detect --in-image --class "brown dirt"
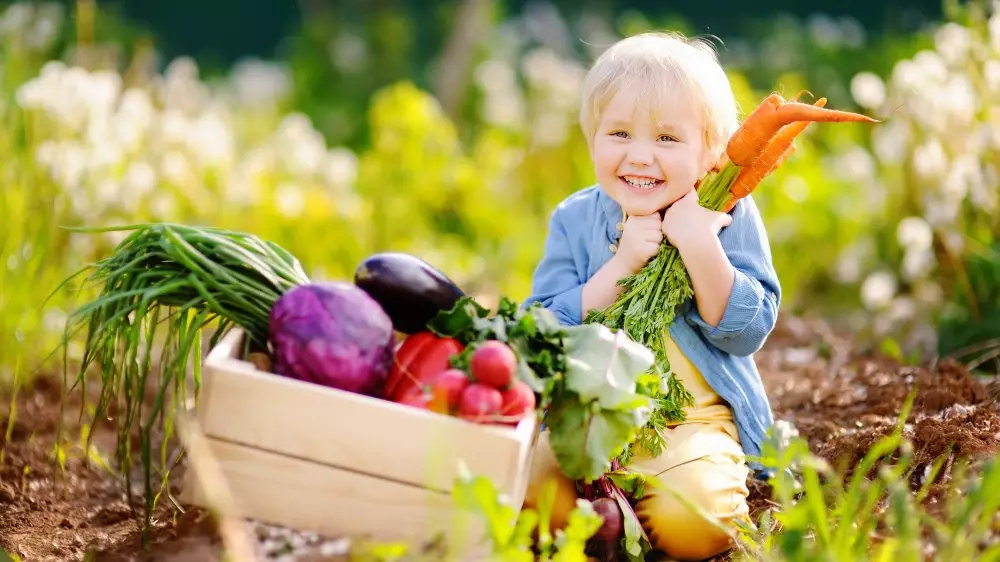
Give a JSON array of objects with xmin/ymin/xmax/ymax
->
[{"xmin": 1, "ymin": 315, "xmax": 998, "ymax": 561}]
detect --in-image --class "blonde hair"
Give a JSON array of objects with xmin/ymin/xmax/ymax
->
[{"xmin": 579, "ymin": 31, "xmax": 740, "ymax": 164}]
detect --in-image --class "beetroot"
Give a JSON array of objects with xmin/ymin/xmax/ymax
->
[
  {"xmin": 591, "ymin": 497, "xmax": 624, "ymax": 542},
  {"xmin": 268, "ymin": 282, "xmax": 395, "ymax": 397}
]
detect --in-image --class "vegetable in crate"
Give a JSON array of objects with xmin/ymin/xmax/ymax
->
[
  {"xmin": 385, "ymin": 331, "xmax": 464, "ymax": 402},
  {"xmin": 268, "ymin": 282, "xmax": 396, "ymax": 396},
  {"xmin": 51, "ymin": 222, "xmax": 396, "ymax": 532},
  {"xmin": 354, "ymin": 252, "xmax": 466, "ymax": 334}
]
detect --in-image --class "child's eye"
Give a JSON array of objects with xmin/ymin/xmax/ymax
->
[
  {"xmin": 610, "ymin": 130, "xmax": 629, "ymax": 138},
  {"xmin": 658, "ymin": 134, "xmax": 679, "ymax": 142}
]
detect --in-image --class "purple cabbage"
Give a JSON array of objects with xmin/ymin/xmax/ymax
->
[{"xmin": 268, "ymin": 281, "xmax": 395, "ymax": 397}]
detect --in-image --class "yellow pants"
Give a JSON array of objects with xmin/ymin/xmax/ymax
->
[{"xmin": 524, "ymin": 337, "xmax": 750, "ymax": 561}]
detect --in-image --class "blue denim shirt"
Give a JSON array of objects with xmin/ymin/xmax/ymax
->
[{"xmin": 523, "ymin": 184, "xmax": 779, "ymax": 469}]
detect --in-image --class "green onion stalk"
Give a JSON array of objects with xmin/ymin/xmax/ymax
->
[
  {"xmin": 584, "ymin": 163, "xmax": 741, "ymax": 465},
  {"xmin": 53, "ymin": 223, "xmax": 310, "ymax": 541}
]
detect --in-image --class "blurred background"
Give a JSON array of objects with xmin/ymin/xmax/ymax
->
[{"xmin": 1, "ymin": 0, "xmax": 998, "ymax": 389}]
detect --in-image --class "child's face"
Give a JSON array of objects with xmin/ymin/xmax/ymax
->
[{"xmin": 591, "ymin": 87, "xmax": 711, "ymax": 217}]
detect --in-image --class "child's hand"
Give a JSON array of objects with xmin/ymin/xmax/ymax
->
[
  {"xmin": 615, "ymin": 213, "xmax": 663, "ymax": 272},
  {"xmin": 661, "ymin": 188, "xmax": 733, "ymax": 251}
]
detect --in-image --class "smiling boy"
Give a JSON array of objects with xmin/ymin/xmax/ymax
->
[{"xmin": 523, "ymin": 31, "xmax": 781, "ymax": 560}]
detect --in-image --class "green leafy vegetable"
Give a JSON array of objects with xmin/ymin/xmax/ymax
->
[
  {"xmin": 562, "ymin": 326, "xmax": 655, "ymax": 410},
  {"xmin": 427, "ymin": 296, "xmax": 568, "ymax": 393},
  {"xmin": 544, "ymin": 323, "xmax": 654, "ymax": 483}
]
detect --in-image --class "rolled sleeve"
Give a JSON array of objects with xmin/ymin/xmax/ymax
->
[
  {"xmin": 522, "ymin": 209, "xmax": 585, "ymax": 326},
  {"xmin": 687, "ymin": 197, "xmax": 781, "ymax": 356}
]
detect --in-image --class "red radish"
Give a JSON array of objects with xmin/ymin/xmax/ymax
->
[
  {"xmin": 499, "ymin": 380, "xmax": 536, "ymax": 422},
  {"xmin": 470, "ymin": 340, "xmax": 517, "ymax": 389},
  {"xmin": 458, "ymin": 383, "xmax": 503, "ymax": 422},
  {"xmin": 428, "ymin": 368, "xmax": 471, "ymax": 413}
]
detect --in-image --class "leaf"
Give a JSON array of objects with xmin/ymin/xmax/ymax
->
[
  {"xmin": 562, "ymin": 324, "xmax": 655, "ymax": 411},
  {"xmin": 611, "ymin": 486, "xmax": 652, "ymax": 561},
  {"xmin": 552, "ymin": 499, "xmax": 603, "ymax": 562},
  {"xmin": 427, "ymin": 297, "xmax": 490, "ymax": 341},
  {"xmin": 452, "ymin": 469, "xmax": 521, "ymax": 548},
  {"xmin": 545, "ymin": 399, "xmax": 650, "ymax": 482}
]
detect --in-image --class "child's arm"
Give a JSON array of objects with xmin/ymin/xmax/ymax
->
[
  {"xmin": 664, "ymin": 192, "xmax": 781, "ymax": 356},
  {"xmin": 582, "ymin": 214, "xmax": 662, "ymax": 313},
  {"xmin": 526, "ymin": 209, "xmax": 662, "ymax": 325}
]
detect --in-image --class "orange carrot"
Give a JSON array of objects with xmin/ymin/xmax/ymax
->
[
  {"xmin": 724, "ymin": 98, "xmax": 828, "ymax": 211},
  {"xmin": 727, "ymin": 93, "xmax": 878, "ymax": 167}
]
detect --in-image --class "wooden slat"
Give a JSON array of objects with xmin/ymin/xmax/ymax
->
[
  {"xmin": 184, "ymin": 438, "xmax": 493, "ymax": 559},
  {"xmin": 198, "ymin": 329, "xmax": 537, "ymax": 496}
]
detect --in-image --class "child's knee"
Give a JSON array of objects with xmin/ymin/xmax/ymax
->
[
  {"xmin": 523, "ymin": 431, "xmax": 578, "ymax": 530},
  {"xmin": 635, "ymin": 457, "xmax": 749, "ymax": 561}
]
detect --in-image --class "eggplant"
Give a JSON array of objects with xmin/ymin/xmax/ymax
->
[{"xmin": 353, "ymin": 252, "xmax": 466, "ymax": 334}]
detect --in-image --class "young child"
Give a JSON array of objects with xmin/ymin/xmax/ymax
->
[{"xmin": 522, "ymin": 31, "xmax": 781, "ymax": 560}]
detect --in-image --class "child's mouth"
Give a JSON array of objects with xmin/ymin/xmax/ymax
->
[{"xmin": 620, "ymin": 175, "xmax": 664, "ymax": 193}]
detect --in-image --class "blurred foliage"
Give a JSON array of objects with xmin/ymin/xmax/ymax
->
[{"xmin": 0, "ymin": 0, "xmax": 998, "ymax": 389}]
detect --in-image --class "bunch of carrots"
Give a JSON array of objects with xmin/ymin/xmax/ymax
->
[
  {"xmin": 714, "ymin": 92, "xmax": 879, "ymax": 209},
  {"xmin": 586, "ymin": 91, "xmax": 880, "ymax": 465}
]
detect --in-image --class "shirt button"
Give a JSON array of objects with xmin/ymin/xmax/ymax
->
[
  {"xmin": 616, "ymin": 222, "xmax": 624, "ymax": 231},
  {"xmin": 609, "ymin": 243, "xmax": 618, "ymax": 253}
]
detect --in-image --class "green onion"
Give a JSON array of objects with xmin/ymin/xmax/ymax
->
[{"xmin": 55, "ymin": 222, "xmax": 310, "ymax": 542}]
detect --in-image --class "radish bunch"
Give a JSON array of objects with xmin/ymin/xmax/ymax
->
[{"xmin": 457, "ymin": 341, "xmax": 536, "ymax": 425}]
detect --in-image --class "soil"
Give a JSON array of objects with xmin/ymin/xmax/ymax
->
[{"xmin": 1, "ymin": 315, "xmax": 998, "ymax": 561}]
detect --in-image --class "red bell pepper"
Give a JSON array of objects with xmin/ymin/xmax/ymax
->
[{"xmin": 385, "ymin": 332, "xmax": 464, "ymax": 403}]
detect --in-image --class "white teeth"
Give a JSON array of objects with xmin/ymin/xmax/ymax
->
[{"xmin": 622, "ymin": 176, "xmax": 661, "ymax": 189}]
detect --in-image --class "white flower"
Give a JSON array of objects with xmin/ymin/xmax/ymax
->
[
  {"xmin": 482, "ymin": 94, "xmax": 525, "ymax": 128},
  {"xmin": 83, "ymin": 70, "xmax": 122, "ymax": 117},
  {"xmin": 836, "ymin": 146, "xmax": 877, "ymax": 182},
  {"xmin": 913, "ymin": 50, "xmax": 948, "ymax": 83},
  {"xmin": 902, "ymin": 247, "xmax": 936, "ymax": 280},
  {"xmin": 324, "ymin": 148, "xmax": 358, "ymax": 188},
  {"xmin": 475, "ymin": 59, "xmax": 517, "ymax": 92},
  {"xmin": 187, "ymin": 112, "xmax": 234, "ymax": 167},
  {"xmin": 912, "ymin": 139, "xmax": 947, "ymax": 180},
  {"xmin": 861, "ymin": 270, "xmax": 897, "ymax": 310},
  {"xmin": 229, "ymin": 58, "xmax": 291, "ymax": 108},
  {"xmin": 934, "ymin": 22, "xmax": 972, "ymax": 65},
  {"xmin": 872, "ymin": 119, "xmax": 909, "ymax": 165},
  {"xmin": 890, "ymin": 60, "xmax": 924, "ymax": 94},
  {"xmin": 521, "ymin": 48, "xmax": 564, "ymax": 87},
  {"xmin": 850, "ymin": 71, "xmax": 886, "ymax": 109},
  {"xmin": 115, "ymin": 88, "xmax": 155, "ymax": 148},
  {"xmin": 897, "ymin": 216, "xmax": 933, "ymax": 251},
  {"xmin": 985, "ymin": 60, "xmax": 1000, "ymax": 94},
  {"xmin": 124, "ymin": 161, "xmax": 157, "ymax": 195},
  {"xmin": 275, "ymin": 183, "xmax": 305, "ymax": 218},
  {"xmin": 160, "ymin": 150, "xmax": 191, "ymax": 184}
]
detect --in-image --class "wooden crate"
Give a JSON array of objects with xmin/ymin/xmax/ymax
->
[{"xmin": 182, "ymin": 327, "xmax": 540, "ymax": 558}]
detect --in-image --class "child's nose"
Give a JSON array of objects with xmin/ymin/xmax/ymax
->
[{"xmin": 628, "ymin": 143, "xmax": 655, "ymax": 166}]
